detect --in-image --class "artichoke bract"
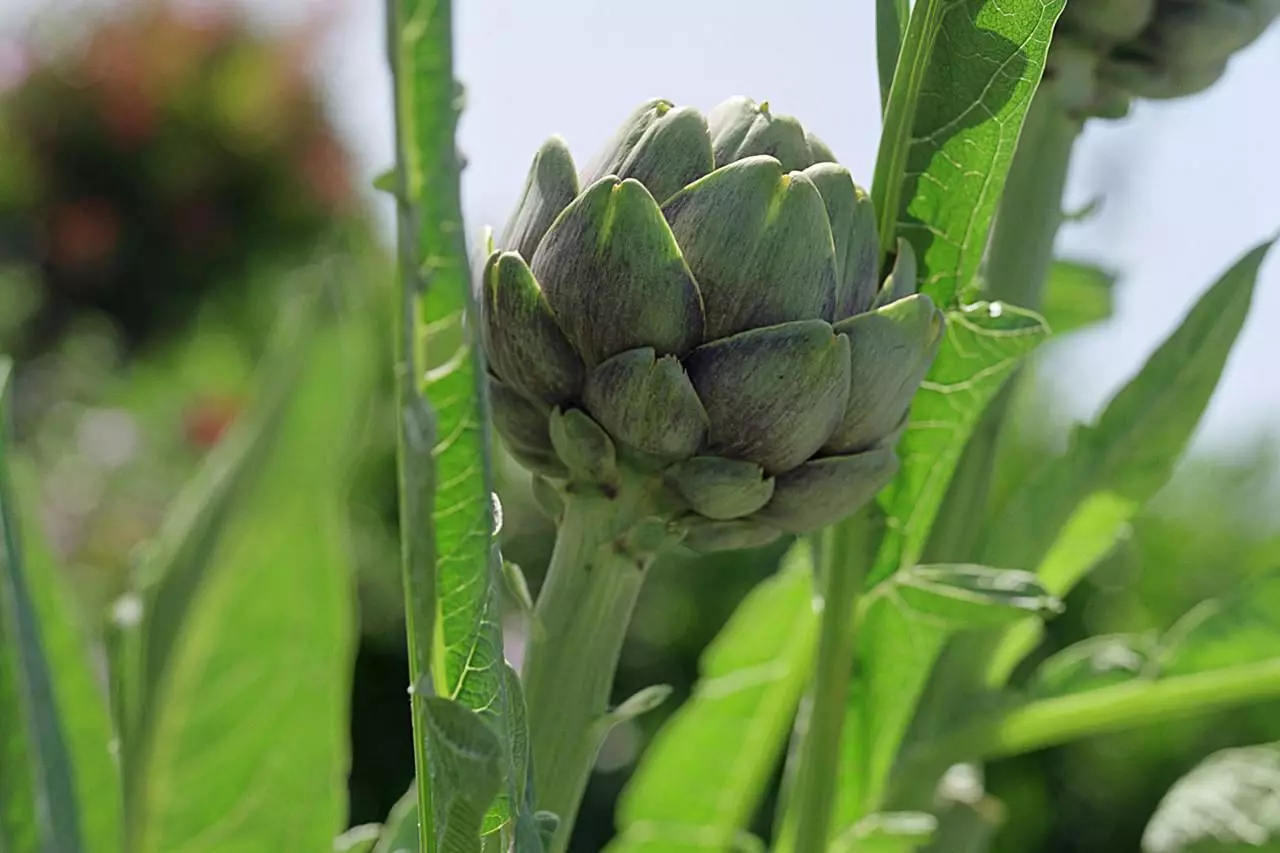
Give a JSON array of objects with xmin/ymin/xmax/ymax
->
[
  {"xmin": 1052, "ymin": 0, "xmax": 1279, "ymax": 117},
  {"xmin": 481, "ymin": 96, "xmax": 944, "ymax": 550}
]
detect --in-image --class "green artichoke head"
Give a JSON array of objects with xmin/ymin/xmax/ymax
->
[
  {"xmin": 481, "ymin": 97, "xmax": 944, "ymax": 550},
  {"xmin": 1053, "ymin": 0, "xmax": 1279, "ymax": 116}
]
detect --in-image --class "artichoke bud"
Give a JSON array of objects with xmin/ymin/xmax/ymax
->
[
  {"xmin": 874, "ymin": 238, "xmax": 918, "ymax": 309},
  {"xmin": 549, "ymin": 407, "xmax": 618, "ymax": 485},
  {"xmin": 825, "ymin": 293, "xmax": 945, "ymax": 455},
  {"xmin": 708, "ymin": 96, "xmax": 814, "ymax": 172},
  {"xmin": 666, "ymin": 456, "xmax": 775, "ymax": 520},
  {"xmin": 663, "ymin": 157, "xmax": 838, "ymax": 339},
  {"xmin": 1061, "ymin": 0, "xmax": 1154, "ymax": 44},
  {"xmin": 532, "ymin": 176, "xmax": 703, "ymax": 366},
  {"xmin": 580, "ymin": 97, "xmax": 674, "ymax": 186},
  {"xmin": 1148, "ymin": 1, "xmax": 1260, "ymax": 71},
  {"xmin": 803, "ymin": 162, "xmax": 879, "ymax": 320},
  {"xmin": 498, "ymin": 136, "xmax": 579, "ymax": 262},
  {"xmin": 685, "ymin": 319, "xmax": 851, "ymax": 475},
  {"xmin": 582, "ymin": 348, "xmax": 708, "ymax": 460},
  {"xmin": 482, "ymin": 251, "xmax": 585, "ymax": 405},
  {"xmin": 681, "ymin": 517, "xmax": 783, "ymax": 553},
  {"xmin": 612, "ymin": 105, "xmax": 715, "ymax": 205},
  {"xmin": 755, "ymin": 445, "xmax": 899, "ymax": 533},
  {"xmin": 490, "ymin": 377, "xmax": 568, "ymax": 479},
  {"xmin": 1103, "ymin": 54, "xmax": 1228, "ymax": 99}
]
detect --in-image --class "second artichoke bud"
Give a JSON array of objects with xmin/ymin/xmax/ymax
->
[{"xmin": 482, "ymin": 97, "xmax": 945, "ymax": 550}]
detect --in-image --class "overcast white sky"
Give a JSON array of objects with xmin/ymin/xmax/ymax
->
[{"xmin": 5, "ymin": 0, "xmax": 1279, "ymax": 458}]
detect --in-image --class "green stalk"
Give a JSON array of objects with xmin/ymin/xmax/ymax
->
[
  {"xmin": 921, "ymin": 86, "xmax": 1082, "ymax": 564},
  {"xmin": 876, "ymin": 0, "xmax": 911, "ymax": 112},
  {"xmin": 778, "ymin": 513, "xmax": 871, "ymax": 853},
  {"xmin": 522, "ymin": 474, "xmax": 662, "ymax": 853},
  {"xmin": 892, "ymin": 658, "xmax": 1280, "ymax": 797},
  {"xmin": 871, "ymin": 0, "xmax": 949, "ymax": 261}
]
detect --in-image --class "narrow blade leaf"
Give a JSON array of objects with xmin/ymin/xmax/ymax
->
[
  {"xmin": 1041, "ymin": 260, "xmax": 1116, "ymax": 335},
  {"xmin": 607, "ymin": 543, "xmax": 820, "ymax": 852},
  {"xmin": 127, "ymin": 297, "xmax": 377, "ymax": 852},
  {"xmin": 893, "ymin": 564, "xmax": 1062, "ymax": 626},
  {"xmin": 422, "ymin": 698, "xmax": 504, "ymax": 853},
  {"xmin": 831, "ymin": 811, "xmax": 938, "ymax": 853},
  {"xmin": 982, "ymin": 239, "xmax": 1276, "ymax": 573},
  {"xmin": 0, "ymin": 359, "xmax": 90, "ymax": 853}
]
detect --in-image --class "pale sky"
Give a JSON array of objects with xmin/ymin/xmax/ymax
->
[{"xmin": 5, "ymin": 0, "xmax": 1279, "ymax": 457}]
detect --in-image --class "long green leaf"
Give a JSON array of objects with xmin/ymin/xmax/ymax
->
[
  {"xmin": 871, "ymin": 303, "xmax": 1049, "ymax": 584},
  {"xmin": 1142, "ymin": 742, "xmax": 1280, "ymax": 853},
  {"xmin": 606, "ymin": 543, "xmax": 819, "ymax": 853},
  {"xmin": 874, "ymin": 0, "xmax": 1064, "ymax": 305},
  {"xmin": 422, "ymin": 698, "xmax": 504, "ymax": 853},
  {"xmin": 126, "ymin": 297, "xmax": 376, "ymax": 852},
  {"xmin": 0, "ymin": 359, "xmax": 87, "ymax": 853},
  {"xmin": 903, "ymin": 567, "xmax": 1280, "ymax": 777},
  {"xmin": 0, "ymin": 367, "xmax": 122, "ymax": 853},
  {"xmin": 386, "ymin": 0, "xmax": 519, "ymax": 845},
  {"xmin": 982, "ymin": 238, "xmax": 1276, "ymax": 572}
]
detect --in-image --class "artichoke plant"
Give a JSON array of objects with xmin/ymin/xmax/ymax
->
[
  {"xmin": 484, "ymin": 96, "xmax": 943, "ymax": 851},
  {"xmin": 482, "ymin": 96, "xmax": 943, "ymax": 553},
  {"xmin": 1051, "ymin": 0, "xmax": 1280, "ymax": 116}
]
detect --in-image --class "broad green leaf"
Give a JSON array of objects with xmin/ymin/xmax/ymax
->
[
  {"xmin": 831, "ymin": 811, "xmax": 938, "ymax": 853},
  {"xmin": 607, "ymin": 543, "xmax": 819, "ymax": 853},
  {"xmin": 127, "ymin": 300, "xmax": 377, "ymax": 852},
  {"xmin": 387, "ymin": 0, "xmax": 519, "ymax": 843},
  {"xmin": 871, "ymin": 304, "xmax": 1048, "ymax": 585},
  {"xmin": 1041, "ymin": 260, "xmax": 1116, "ymax": 335},
  {"xmin": 876, "ymin": 0, "xmax": 1065, "ymax": 306},
  {"xmin": 422, "ymin": 698, "xmax": 504, "ymax": 853},
  {"xmin": 336, "ymin": 824, "xmax": 383, "ymax": 853},
  {"xmin": 373, "ymin": 787, "xmax": 421, "ymax": 853},
  {"xmin": 1, "ymin": 359, "xmax": 89, "ymax": 853},
  {"xmin": 892, "ymin": 564, "xmax": 1062, "ymax": 626},
  {"xmin": 982, "ymin": 239, "xmax": 1276, "ymax": 572},
  {"xmin": 1142, "ymin": 743, "xmax": 1280, "ymax": 853}
]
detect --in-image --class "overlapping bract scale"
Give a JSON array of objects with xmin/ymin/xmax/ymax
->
[{"xmin": 480, "ymin": 96, "xmax": 946, "ymax": 548}]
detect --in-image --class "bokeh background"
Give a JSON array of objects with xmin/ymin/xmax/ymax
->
[{"xmin": 1, "ymin": 1, "xmax": 1278, "ymax": 851}]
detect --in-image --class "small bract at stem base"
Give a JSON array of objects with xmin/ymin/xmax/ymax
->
[{"xmin": 521, "ymin": 466, "xmax": 676, "ymax": 853}]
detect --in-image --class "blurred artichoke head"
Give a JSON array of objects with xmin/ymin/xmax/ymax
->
[
  {"xmin": 1053, "ymin": 0, "xmax": 1280, "ymax": 116},
  {"xmin": 482, "ymin": 97, "xmax": 944, "ymax": 551}
]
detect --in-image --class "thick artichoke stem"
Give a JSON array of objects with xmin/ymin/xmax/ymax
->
[{"xmin": 522, "ymin": 482, "xmax": 654, "ymax": 853}]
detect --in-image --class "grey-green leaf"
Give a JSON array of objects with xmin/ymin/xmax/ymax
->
[
  {"xmin": 707, "ymin": 96, "xmax": 814, "ymax": 172},
  {"xmin": 1142, "ymin": 742, "xmax": 1280, "ymax": 853},
  {"xmin": 756, "ymin": 445, "xmax": 900, "ymax": 533},
  {"xmin": 481, "ymin": 251, "xmax": 584, "ymax": 405},
  {"xmin": 608, "ymin": 544, "xmax": 819, "ymax": 850},
  {"xmin": 533, "ymin": 177, "xmax": 704, "ymax": 366},
  {"xmin": 894, "ymin": 564, "xmax": 1063, "ymax": 627},
  {"xmin": 498, "ymin": 136, "xmax": 580, "ymax": 262},
  {"xmin": 826, "ymin": 293, "xmax": 945, "ymax": 454},
  {"xmin": 684, "ymin": 320, "xmax": 851, "ymax": 474},
  {"xmin": 663, "ymin": 156, "xmax": 838, "ymax": 340},
  {"xmin": 667, "ymin": 457, "xmax": 775, "ymax": 521},
  {"xmin": 583, "ymin": 348, "xmax": 708, "ymax": 460},
  {"xmin": 804, "ymin": 163, "xmax": 880, "ymax": 319}
]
